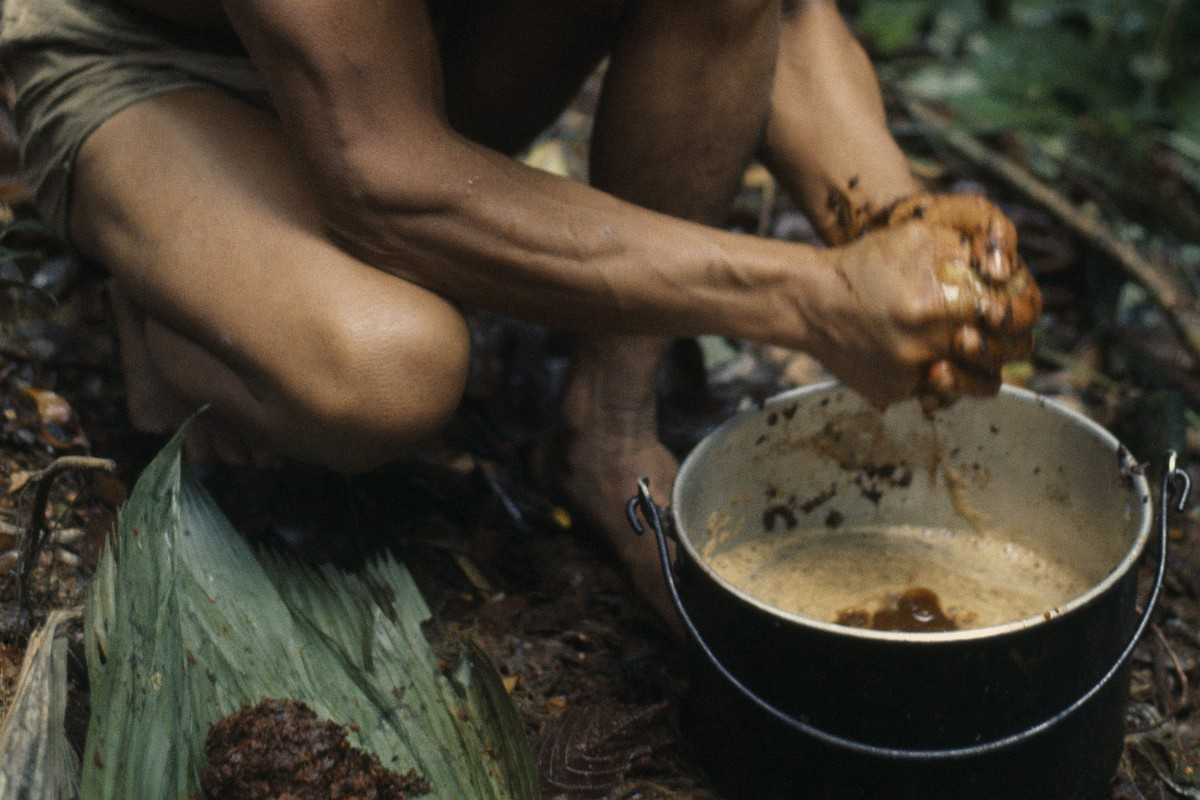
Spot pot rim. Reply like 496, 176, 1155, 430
670, 381, 1154, 643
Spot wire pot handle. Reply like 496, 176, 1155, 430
626, 452, 1190, 762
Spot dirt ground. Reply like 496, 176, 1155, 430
1, 84, 1199, 800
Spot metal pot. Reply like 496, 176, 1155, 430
628, 382, 1188, 800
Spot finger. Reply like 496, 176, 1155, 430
919, 359, 1002, 409
979, 213, 1019, 284
975, 275, 1043, 335
918, 391, 950, 416
886, 194, 1021, 283
947, 364, 1003, 397
951, 325, 1023, 371
951, 313, 1037, 366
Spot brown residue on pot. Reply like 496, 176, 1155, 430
798, 483, 838, 513
702, 509, 743, 561
1117, 443, 1145, 489
760, 482, 838, 531
942, 465, 991, 531
762, 504, 798, 532
765, 402, 801, 428
753, 407, 992, 528
757, 410, 895, 467
835, 587, 959, 633
853, 462, 914, 505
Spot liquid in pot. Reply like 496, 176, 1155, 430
704, 524, 1093, 631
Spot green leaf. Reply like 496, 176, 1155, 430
1171, 82, 1200, 141
0, 609, 82, 800
83, 418, 540, 799
0, 219, 52, 239
856, 0, 939, 55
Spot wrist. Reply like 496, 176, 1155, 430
818, 179, 923, 245
728, 236, 839, 351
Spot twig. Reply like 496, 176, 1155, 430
894, 88, 1200, 366
1033, 341, 1123, 391
11, 455, 115, 615
1152, 623, 1189, 715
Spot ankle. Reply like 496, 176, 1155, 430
557, 373, 660, 441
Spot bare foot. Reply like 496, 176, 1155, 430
543, 425, 681, 630
538, 334, 684, 636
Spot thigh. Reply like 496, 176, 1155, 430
69, 88, 468, 435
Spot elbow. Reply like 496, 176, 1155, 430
313, 131, 466, 254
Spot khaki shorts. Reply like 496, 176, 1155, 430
0, 0, 272, 241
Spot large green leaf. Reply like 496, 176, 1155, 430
83, 420, 540, 799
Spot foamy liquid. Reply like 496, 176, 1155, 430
704, 525, 1093, 630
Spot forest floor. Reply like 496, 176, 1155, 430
0, 76, 1198, 799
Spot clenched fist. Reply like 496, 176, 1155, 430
814, 193, 1041, 413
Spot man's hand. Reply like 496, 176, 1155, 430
811, 194, 1041, 412
874, 193, 1040, 412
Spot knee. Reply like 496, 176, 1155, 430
290, 298, 470, 473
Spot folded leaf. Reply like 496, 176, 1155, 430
0, 608, 81, 800
83, 419, 540, 799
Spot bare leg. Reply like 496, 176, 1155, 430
107, 279, 273, 465
437, 0, 780, 624
70, 90, 471, 473
432, 0, 776, 624
436, 0, 621, 156
554, 0, 781, 623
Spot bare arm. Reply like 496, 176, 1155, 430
218, 0, 836, 347
762, 0, 922, 243
218, 0, 1033, 409
760, 1, 1041, 407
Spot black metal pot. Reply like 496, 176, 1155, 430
628, 383, 1188, 800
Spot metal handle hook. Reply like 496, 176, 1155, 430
625, 478, 650, 535
1166, 451, 1191, 512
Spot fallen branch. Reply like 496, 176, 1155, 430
12, 455, 115, 618
895, 88, 1200, 366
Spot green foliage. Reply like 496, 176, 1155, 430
857, 0, 1200, 140
856, 0, 941, 55
857, 0, 1200, 247
83, 419, 540, 799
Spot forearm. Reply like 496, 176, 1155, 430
761, 0, 920, 243
329, 134, 828, 342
